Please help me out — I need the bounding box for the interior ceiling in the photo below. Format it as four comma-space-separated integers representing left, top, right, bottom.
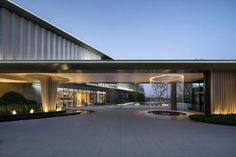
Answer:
0, 72, 203, 83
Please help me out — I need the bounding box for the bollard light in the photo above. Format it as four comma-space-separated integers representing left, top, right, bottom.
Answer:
30, 109, 34, 114
12, 110, 17, 115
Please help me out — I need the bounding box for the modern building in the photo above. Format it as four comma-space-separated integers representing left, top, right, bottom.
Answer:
0, 0, 236, 114
0, 0, 144, 110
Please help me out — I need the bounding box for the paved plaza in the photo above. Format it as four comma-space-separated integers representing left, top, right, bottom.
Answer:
0, 106, 236, 157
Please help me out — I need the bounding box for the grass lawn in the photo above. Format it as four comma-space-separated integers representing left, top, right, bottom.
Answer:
189, 114, 236, 126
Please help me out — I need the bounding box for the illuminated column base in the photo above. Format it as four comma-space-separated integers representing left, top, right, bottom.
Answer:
171, 82, 177, 110
26, 74, 68, 112
40, 77, 59, 111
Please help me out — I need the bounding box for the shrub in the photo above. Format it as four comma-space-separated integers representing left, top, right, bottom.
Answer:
0, 99, 7, 106
0, 91, 40, 114
0, 91, 27, 105
189, 114, 236, 126
94, 102, 105, 106
0, 104, 42, 114
25, 100, 37, 105
0, 91, 38, 105
128, 92, 145, 102
114, 99, 127, 104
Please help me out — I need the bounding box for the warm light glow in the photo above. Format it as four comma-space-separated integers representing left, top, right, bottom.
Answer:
61, 64, 69, 70
30, 109, 34, 114
0, 78, 30, 83
44, 109, 48, 112
162, 104, 169, 107
12, 110, 17, 115
149, 74, 184, 83
56, 107, 62, 111
213, 110, 236, 115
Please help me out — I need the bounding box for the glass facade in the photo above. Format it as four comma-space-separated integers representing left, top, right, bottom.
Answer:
192, 83, 205, 112
56, 88, 106, 107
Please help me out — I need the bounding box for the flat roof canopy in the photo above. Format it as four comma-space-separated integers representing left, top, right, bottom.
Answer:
0, 73, 203, 83
0, 60, 235, 83
0, 60, 235, 73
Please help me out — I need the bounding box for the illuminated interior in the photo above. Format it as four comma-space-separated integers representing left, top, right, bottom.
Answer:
0, 72, 206, 112
56, 88, 106, 107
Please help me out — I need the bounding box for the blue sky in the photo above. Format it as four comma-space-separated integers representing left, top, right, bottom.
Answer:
11, 0, 236, 59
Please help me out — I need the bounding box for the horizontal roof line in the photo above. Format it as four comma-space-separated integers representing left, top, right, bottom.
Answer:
0, 60, 235, 72
0, 60, 236, 64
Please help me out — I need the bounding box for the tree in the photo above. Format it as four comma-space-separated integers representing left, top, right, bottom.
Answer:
151, 83, 169, 99
0, 91, 37, 105
176, 83, 184, 101
137, 84, 144, 93
0, 91, 26, 105
184, 83, 192, 103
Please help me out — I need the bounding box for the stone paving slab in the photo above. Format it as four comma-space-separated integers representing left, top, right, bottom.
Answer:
0, 106, 236, 157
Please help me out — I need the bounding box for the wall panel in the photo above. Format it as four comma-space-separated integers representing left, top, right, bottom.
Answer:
57, 36, 62, 60
211, 70, 236, 114
0, 83, 39, 102
0, 8, 103, 60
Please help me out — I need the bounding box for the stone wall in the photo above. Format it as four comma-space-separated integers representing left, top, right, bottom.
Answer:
0, 83, 40, 102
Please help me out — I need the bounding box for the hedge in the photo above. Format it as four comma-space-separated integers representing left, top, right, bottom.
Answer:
189, 114, 236, 126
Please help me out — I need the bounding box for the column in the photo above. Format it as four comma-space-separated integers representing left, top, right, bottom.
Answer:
171, 82, 177, 110
40, 76, 58, 111
93, 90, 97, 105
204, 72, 211, 114
26, 74, 68, 111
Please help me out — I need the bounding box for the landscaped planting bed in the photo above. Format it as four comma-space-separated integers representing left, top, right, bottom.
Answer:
189, 114, 236, 126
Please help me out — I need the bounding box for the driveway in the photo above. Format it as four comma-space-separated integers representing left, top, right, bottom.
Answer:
0, 106, 236, 157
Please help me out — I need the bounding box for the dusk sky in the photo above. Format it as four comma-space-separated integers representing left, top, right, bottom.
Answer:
11, 0, 236, 59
